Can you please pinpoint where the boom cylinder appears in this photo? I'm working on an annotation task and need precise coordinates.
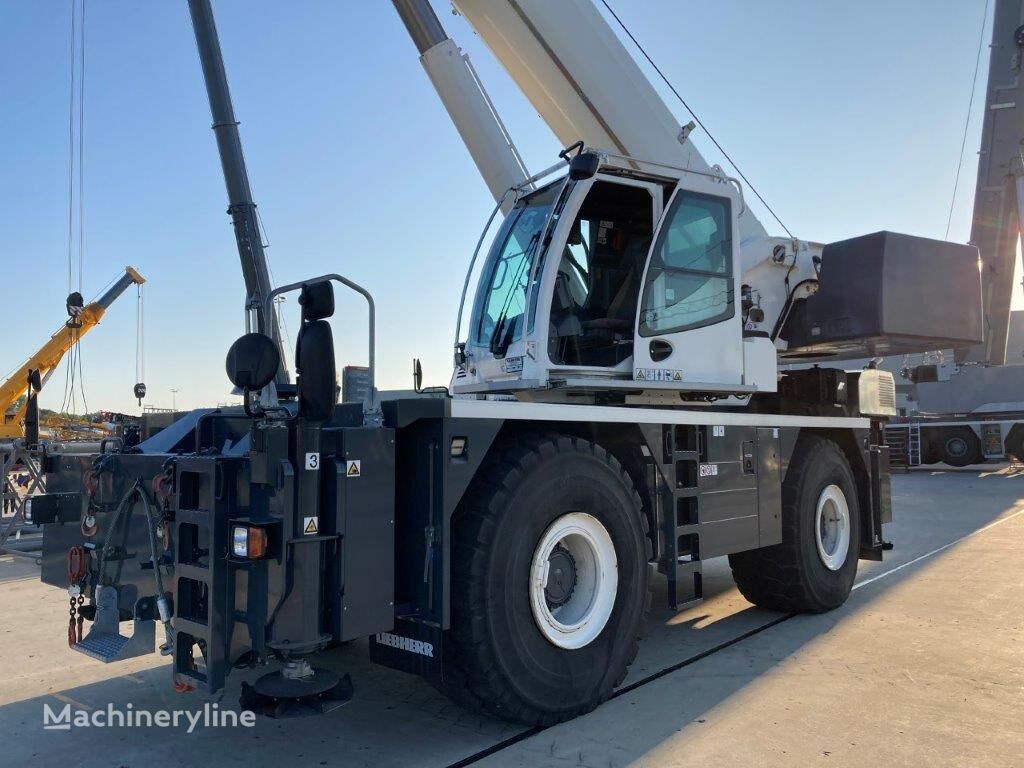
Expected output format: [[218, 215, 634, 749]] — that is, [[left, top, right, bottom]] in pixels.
[[393, 0, 530, 207]]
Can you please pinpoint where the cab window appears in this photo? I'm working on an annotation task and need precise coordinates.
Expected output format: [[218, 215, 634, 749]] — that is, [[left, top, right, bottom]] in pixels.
[[639, 191, 733, 336]]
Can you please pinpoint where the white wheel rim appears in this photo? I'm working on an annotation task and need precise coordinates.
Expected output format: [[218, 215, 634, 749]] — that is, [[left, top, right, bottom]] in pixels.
[[529, 512, 618, 650], [815, 484, 850, 571]]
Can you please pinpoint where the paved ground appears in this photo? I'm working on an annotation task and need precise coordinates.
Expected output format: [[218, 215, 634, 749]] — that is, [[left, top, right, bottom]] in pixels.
[[0, 467, 1021, 767]]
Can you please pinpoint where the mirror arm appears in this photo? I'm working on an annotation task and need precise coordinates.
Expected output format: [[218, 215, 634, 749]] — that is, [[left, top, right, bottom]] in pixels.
[[242, 388, 264, 418]]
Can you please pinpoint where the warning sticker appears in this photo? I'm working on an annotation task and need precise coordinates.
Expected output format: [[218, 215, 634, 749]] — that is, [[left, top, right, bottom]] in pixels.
[[699, 463, 719, 477], [712, 425, 725, 437], [346, 460, 361, 478], [303, 516, 319, 535], [635, 368, 683, 382]]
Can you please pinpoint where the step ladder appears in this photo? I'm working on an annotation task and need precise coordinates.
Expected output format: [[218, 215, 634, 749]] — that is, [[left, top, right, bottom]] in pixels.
[[657, 424, 703, 610], [171, 457, 232, 692], [885, 424, 920, 470]]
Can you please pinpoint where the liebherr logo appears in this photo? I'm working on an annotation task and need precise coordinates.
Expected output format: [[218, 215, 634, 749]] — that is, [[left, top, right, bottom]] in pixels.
[[375, 631, 434, 657], [42, 702, 255, 732]]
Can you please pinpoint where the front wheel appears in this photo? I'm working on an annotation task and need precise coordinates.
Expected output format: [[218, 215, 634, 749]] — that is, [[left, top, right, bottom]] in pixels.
[[729, 435, 860, 613], [439, 433, 651, 726]]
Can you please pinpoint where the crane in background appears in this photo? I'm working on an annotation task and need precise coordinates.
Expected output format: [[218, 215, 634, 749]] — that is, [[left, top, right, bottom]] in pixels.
[[887, 0, 1024, 467], [0, 266, 144, 442]]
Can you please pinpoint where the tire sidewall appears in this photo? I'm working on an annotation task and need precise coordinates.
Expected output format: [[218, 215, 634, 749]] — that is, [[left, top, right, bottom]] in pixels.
[[794, 443, 860, 609], [482, 448, 648, 715], [941, 428, 979, 467]]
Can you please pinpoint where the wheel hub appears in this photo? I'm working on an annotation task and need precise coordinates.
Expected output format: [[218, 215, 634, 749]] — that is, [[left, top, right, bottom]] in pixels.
[[814, 484, 850, 572], [947, 437, 967, 457], [544, 545, 577, 608], [529, 512, 618, 650]]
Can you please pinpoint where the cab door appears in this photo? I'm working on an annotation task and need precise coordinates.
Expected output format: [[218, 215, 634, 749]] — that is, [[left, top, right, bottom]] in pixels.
[[631, 185, 745, 388]]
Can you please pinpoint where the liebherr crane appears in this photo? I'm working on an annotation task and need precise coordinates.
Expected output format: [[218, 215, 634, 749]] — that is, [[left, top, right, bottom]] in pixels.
[[30, 1, 980, 725]]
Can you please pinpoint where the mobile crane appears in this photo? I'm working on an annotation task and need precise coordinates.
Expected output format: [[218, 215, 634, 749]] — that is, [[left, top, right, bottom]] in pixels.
[[30, 0, 982, 725], [1, 266, 144, 441], [884, 0, 1024, 468]]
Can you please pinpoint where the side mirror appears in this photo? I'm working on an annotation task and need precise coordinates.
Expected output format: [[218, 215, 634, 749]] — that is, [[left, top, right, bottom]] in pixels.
[[413, 359, 423, 393], [568, 151, 600, 181], [225, 333, 280, 391]]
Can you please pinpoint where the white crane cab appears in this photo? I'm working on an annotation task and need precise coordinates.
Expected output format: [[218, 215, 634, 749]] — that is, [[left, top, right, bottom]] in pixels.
[[454, 150, 776, 400]]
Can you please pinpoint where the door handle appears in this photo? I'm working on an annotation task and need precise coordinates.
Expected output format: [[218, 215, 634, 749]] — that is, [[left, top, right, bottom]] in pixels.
[[649, 339, 672, 362]]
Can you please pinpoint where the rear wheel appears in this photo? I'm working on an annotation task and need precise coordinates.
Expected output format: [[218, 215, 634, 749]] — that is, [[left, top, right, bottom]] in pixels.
[[439, 433, 651, 725], [937, 427, 982, 467], [1004, 425, 1024, 462], [729, 435, 860, 613]]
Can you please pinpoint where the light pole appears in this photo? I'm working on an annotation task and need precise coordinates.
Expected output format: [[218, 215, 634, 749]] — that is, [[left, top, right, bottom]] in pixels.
[[171, 388, 179, 411]]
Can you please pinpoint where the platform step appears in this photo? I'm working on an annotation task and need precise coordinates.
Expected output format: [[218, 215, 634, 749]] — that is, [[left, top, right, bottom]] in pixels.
[[72, 585, 155, 663]]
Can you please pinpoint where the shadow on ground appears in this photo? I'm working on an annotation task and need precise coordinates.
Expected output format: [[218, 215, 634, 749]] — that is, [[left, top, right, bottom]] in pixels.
[[0, 471, 1019, 768]]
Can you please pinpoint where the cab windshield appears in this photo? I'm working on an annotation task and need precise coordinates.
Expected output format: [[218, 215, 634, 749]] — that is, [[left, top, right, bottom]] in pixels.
[[469, 182, 562, 349]]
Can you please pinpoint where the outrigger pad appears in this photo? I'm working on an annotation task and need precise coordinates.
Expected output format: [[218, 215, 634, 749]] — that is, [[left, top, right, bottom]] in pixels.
[[72, 585, 155, 663], [240, 669, 353, 719]]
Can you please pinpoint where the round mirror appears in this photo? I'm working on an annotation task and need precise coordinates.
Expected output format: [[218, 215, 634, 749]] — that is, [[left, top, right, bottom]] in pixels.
[[225, 333, 280, 390]]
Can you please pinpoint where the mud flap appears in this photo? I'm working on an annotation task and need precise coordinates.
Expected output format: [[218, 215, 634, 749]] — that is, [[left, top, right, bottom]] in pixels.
[[369, 618, 443, 679]]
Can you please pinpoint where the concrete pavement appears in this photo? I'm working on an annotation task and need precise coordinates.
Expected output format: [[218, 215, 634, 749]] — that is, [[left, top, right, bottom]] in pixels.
[[0, 469, 1020, 767]]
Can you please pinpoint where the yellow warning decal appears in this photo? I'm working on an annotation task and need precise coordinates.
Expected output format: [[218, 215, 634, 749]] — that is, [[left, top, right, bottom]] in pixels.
[[346, 460, 361, 477], [303, 516, 318, 535]]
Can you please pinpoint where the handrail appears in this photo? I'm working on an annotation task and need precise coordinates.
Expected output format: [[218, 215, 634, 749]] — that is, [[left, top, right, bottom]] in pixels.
[[264, 274, 376, 415]]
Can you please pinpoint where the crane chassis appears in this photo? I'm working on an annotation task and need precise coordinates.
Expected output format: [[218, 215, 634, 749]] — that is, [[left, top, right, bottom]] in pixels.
[[25, 0, 982, 725]]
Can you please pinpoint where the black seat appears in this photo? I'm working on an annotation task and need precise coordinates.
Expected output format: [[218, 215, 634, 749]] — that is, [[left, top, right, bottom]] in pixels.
[[581, 232, 649, 334], [295, 282, 337, 421]]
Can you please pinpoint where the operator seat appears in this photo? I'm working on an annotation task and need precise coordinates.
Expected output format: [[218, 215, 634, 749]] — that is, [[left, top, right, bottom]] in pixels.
[[295, 281, 338, 421], [581, 226, 650, 334]]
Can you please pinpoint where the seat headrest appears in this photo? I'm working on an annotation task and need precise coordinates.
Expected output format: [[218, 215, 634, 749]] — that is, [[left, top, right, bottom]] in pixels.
[[299, 281, 335, 322]]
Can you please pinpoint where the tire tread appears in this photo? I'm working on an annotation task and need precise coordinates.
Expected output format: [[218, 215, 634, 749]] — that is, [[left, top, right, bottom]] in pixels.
[[437, 431, 651, 725], [728, 435, 855, 614]]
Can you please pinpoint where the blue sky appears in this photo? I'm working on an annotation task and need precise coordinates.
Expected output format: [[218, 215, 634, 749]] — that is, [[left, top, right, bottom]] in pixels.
[[0, 0, 994, 413]]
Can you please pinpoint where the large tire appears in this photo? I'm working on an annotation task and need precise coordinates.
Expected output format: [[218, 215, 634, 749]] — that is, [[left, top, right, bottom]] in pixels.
[[438, 433, 651, 726], [1004, 425, 1024, 462], [937, 427, 982, 467], [729, 435, 860, 613]]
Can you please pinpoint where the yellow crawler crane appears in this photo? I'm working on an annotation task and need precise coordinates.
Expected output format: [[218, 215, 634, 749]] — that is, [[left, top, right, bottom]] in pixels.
[[0, 266, 144, 440]]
